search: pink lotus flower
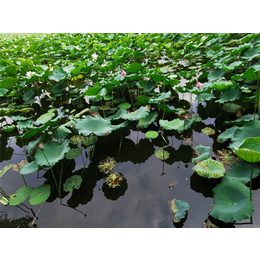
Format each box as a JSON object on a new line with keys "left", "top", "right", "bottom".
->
{"left": 196, "top": 82, "right": 202, "bottom": 89}
{"left": 121, "top": 70, "right": 126, "bottom": 77}
{"left": 38, "top": 143, "right": 44, "bottom": 150}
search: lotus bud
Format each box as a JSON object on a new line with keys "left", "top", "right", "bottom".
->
{"left": 196, "top": 82, "right": 202, "bottom": 89}
{"left": 38, "top": 143, "right": 44, "bottom": 150}
{"left": 121, "top": 70, "right": 126, "bottom": 77}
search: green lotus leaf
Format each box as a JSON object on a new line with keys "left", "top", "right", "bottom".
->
{"left": 0, "top": 164, "right": 15, "bottom": 178}
{"left": 0, "top": 77, "right": 18, "bottom": 90}
{"left": 211, "top": 81, "right": 233, "bottom": 91}
{"left": 241, "top": 46, "right": 260, "bottom": 59}
{"left": 83, "top": 136, "right": 98, "bottom": 147}
{"left": 35, "top": 140, "right": 70, "bottom": 167}
{"left": 65, "top": 148, "right": 82, "bottom": 160}
{"left": 234, "top": 137, "right": 260, "bottom": 163}
{"left": 63, "top": 175, "right": 82, "bottom": 193}
{"left": 211, "top": 178, "right": 254, "bottom": 223}
{"left": 215, "top": 87, "right": 242, "bottom": 104}
{"left": 36, "top": 112, "right": 55, "bottom": 123}
{"left": 159, "top": 118, "right": 184, "bottom": 130}
{"left": 122, "top": 106, "right": 150, "bottom": 121}
{"left": 148, "top": 91, "right": 171, "bottom": 104}
{"left": 29, "top": 184, "right": 51, "bottom": 206}
{"left": 145, "top": 131, "right": 159, "bottom": 139}
{"left": 192, "top": 145, "right": 211, "bottom": 163}
{"left": 224, "top": 161, "right": 260, "bottom": 184}
{"left": 108, "top": 109, "right": 127, "bottom": 120}
{"left": 155, "top": 149, "right": 170, "bottom": 161}
{"left": 137, "top": 112, "right": 158, "bottom": 129}
{"left": 52, "top": 125, "right": 72, "bottom": 139}
{"left": 196, "top": 93, "right": 215, "bottom": 102}
{"left": 3, "top": 125, "right": 15, "bottom": 132}
{"left": 222, "top": 103, "right": 241, "bottom": 113}
{"left": 9, "top": 186, "right": 32, "bottom": 206}
{"left": 157, "top": 104, "right": 179, "bottom": 113}
{"left": 0, "top": 88, "right": 8, "bottom": 97}
{"left": 125, "top": 62, "right": 143, "bottom": 73}
{"left": 201, "top": 127, "right": 215, "bottom": 136}
{"left": 193, "top": 158, "right": 225, "bottom": 179}
{"left": 168, "top": 199, "right": 190, "bottom": 223}
{"left": 229, "top": 120, "right": 260, "bottom": 151}
{"left": 118, "top": 102, "right": 131, "bottom": 110}
{"left": 217, "top": 126, "right": 239, "bottom": 143}
{"left": 76, "top": 115, "right": 114, "bottom": 136}
{"left": 224, "top": 114, "right": 257, "bottom": 125}
{"left": 23, "top": 89, "right": 34, "bottom": 101}
{"left": 208, "top": 69, "right": 226, "bottom": 81}
{"left": 136, "top": 95, "right": 150, "bottom": 104}
{"left": 20, "top": 160, "right": 39, "bottom": 175}
{"left": 48, "top": 68, "right": 67, "bottom": 81}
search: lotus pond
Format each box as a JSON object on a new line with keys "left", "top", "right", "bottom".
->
{"left": 0, "top": 33, "right": 260, "bottom": 228}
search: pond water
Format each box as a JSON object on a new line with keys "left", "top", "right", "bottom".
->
{"left": 1, "top": 91, "right": 259, "bottom": 228}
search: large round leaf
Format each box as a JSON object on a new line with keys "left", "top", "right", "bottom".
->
{"left": 192, "top": 145, "right": 211, "bottom": 163}
{"left": 215, "top": 87, "right": 242, "bottom": 103}
{"left": 63, "top": 175, "right": 82, "bottom": 192}
{"left": 145, "top": 131, "right": 159, "bottom": 139}
{"left": 193, "top": 158, "right": 225, "bottom": 178}
{"left": 9, "top": 186, "right": 32, "bottom": 206}
{"left": 234, "top": 137, "right": 260, "bottom": 163}
{"left": 137, "top": 112, "right": 158, "bottom": 129}
{"left": 29, "top": 184, "right": 51, "bottom": 206}
{"left": 35, "top": 140, "right": 70, "bottom": 167}
{"left": 155, "top": 149, "right": 170, "bottom": 161}
{"left": 76, "top": 115, "right": 114, "bottom": 136}
{"left": 20, "top": 160, "right": 39, "bottom": 175}
{"left": 65, "top": 148, "right": 82, "bottom": 160}
{"left": 211, "top": 178, "right": 254, "bottom": 223}
{"left": 122, "top": 106, "right": 150, "bottom": 121}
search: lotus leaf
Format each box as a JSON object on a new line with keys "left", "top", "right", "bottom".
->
{"left": 122, "top": 106, "right": 150, "bottom": 121}
{"left": 211, "top": 81, "right": 233, "bottom": 91}
{"left": 224, "top": 114, "right": 258, "bottom": 125}
{"left": 65, "top": 148, "right": 82, "bottom": 160}
{"left": 52, "top": 125, "right": 72, "bottom": 139}
{"left": 148, "top": 91, "right": 171, "bottom": 104}
{"left": 29, "top": 184, "right": 51, "bottom": 206}
{"left": 159, "top": 118, "right": 184, "bottom": 131}
{"left": 9, "top": 186, "right": 32, "bottom": 206}
{"left": 108, "top": 109, "right": 127, "bottom": 120}
{"left": 126, "top": 62, "right": 143, "bottom": 73}
{"left": 137, "top": 112, "right": 158, "bottom": 129}
{"left": 241, "top": 46, "right": 260, "bottom": 60}
{"left": 224, "top": 161, "right": 260, "bottom": 184}
{"left": 217, "top": 126, "right": 239, "bottom": 143}
{"left": 118, "top": 102, "right": 131, "bottom": 110}
{"left": 83, "top": 136, "right": 98, "bottom": 147}
{"left": 211, "top": 178, "right": 254, "bottom": 222}
{"left": 234, "top": 137, "right": 260, "bottom": 163}
{"left": 196, "top": 93, "right": 215, "bottom": 102}
{"left": 20, "top": 160, "right": 39, "bottom": 175}
{"left": 157, "top": 104, "right": 178, "bottom": 113}
{"left": 49, "top": 68, "right": 67, "bottom": 81}
{"left": 193, "top": 159, "right": 225, "bottom": 179}
{"left": 3, "top": 125, "right": 15, "bottom": 132}
{"left": 145, "top": 131, "right": 159, "bottom": 139}
{"left": 0, "top": 164, "right": 15, "bottom": 178}
{"left": 155, "top": 149, "right": 170, "bottom": 160}
{"left": 215, "top": 87, "right": 242, "bottom": 103}
{"left": 168, "top": 199, "right": 190, "bottom": 223}
{"left": 35, "top": 140, "right": 70, "bottom": 167}
{"left": 222, "top": 103, "right": 241, "bottom": 113}
{"left": 63, "top": 175, "right": 82, "bottom": 192}
{"left": 201, "top": 127, "right": 215, "bottom": 136}
{"left": 192, "top": 145, "right": 211, "bottom": 163}
{"left": 208, "top": 69, "right": 226, "bottom": 81}
{"left": 229, "top": 120, "right": 260, "bottom": 151}
{"left": 76, "top": 115, "right": 114, "bottom": 136}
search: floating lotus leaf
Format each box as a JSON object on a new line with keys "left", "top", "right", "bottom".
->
{"left": 229, "top": 120, "right": 260, "bottom": 151}
{"left": 65, "top": 148, "right": 82, "bottom": 160}
{"left": 192, "top": 145, "right": 211, "bottom": 163}
{"left": 29, "top": 184, "right": 51, "bottom": 206}
{"left": 20, "top": 160, "right": 39, "bottom": 175}
{"left": 201, "top": 127, "right": 215, "bottom": 136}
{"left": 148, "top": 91, "right": 171, "bottom": 104}
{"left": 196, "top": 93, "right": 215, "bottom": 102}
{"left": 63, "top": 175, "right": 82, "bottom": 192}
{"left": 76, "top": 115, "right": 114, "bottom": 136}
{"left": 222, "top": 103, "right": 241, "bottom": 113}
{"left": 145, "top": 131, "right": 159, "bottom": 139}
{"left": 159, "top": 118, "right": 184, "bottom": 131}
{"left": 211, "top": 178, "right": 254, "bottom": 223}
{"left": 111, "top": 121, "right": 129, "bottom": 131}
{"left": 234, "top": 137, "right": 260, "bottom": 163}
{"left": 168, "top": 199, "right": 190, "bottom": 223}
{"left": 9, "top": 186, "right": 32, "bottom": 206}
{"left": 193, "top": 158, "right": 225, "bottom": 179}
{"left": 224, "top": 114, "right": 257, "bottom": 125}
{"left": 208, "top": 69, "right": 226, "bottom": 81}
{"left": 215, "top": 87, "right": 242, "bottom": 103}
{"left": 52, "top": 125, "right": 72, "bottom": 139}
{"left": 0, "top": 164, "right": 15, "bottom": 178}
{"left": 217, "top": 126, "right": 239, "bottom": 143}
{"left": 83, "top": 136, "right": 98, "bottom": 147}
{"left": 137, "top": 112, "right": 158, "bottom": 129}
{"left": 155, "top": 149, "right": 170, "bottom": 161}
{"left": 118, "top": 102, "right": 131, "bottom": 109}
{"left": 35, "top": 140, "right": 70, "bottom": 167}
{"left": 122, "top": 106, "right": 150, "bottom": 121}
{"left": 108, "top": 109, "right": 127, "bottom": 120}
{"left": 224, "top": 161, "right": 260, "bottom": 184}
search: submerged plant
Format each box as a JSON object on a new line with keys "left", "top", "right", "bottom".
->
{"left": 98, "top": 157, "right": 117, "bottom": 174}
{"left": 105, "top": 172, "right": 124, "bottom": 188}
{"left": 215, "top": 149, "right": 241, "bottom": 166}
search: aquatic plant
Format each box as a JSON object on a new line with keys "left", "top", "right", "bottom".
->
{"left": 98, "top": 157, "right": 117, "bottom": 174}
{"left": 168, "top": 199, "right": 190, "bottom": 223}
{"left": 155, "top": 149, "right": 170, "bottom": 161}
{"left": 105, "top": 172, "right": 124, "bottom": 188}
